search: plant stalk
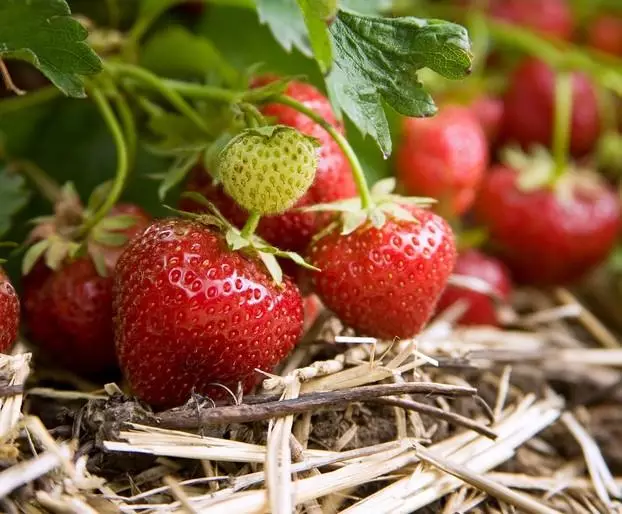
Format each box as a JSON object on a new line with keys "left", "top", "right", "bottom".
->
{"left": 241, "top": 212, "right": 261, "bottom": 238}
{"left": 552, "top": 72, "right": 573, "bottom": 180}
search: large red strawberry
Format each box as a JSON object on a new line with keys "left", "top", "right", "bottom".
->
{"left": 436, "top": 250, "right": 512, "bottom": 326}
{"left": 0, "top": 267, "right": 19, "bottom": 353}
{"left": 586, "top": 14, "right": 622, "bottom": 56}
{"left": 308, "top": 206, "right": 457, "bottom": 339}
{"left": 502, "top": 58, "right": 601, "bottom": 157}
{"left": 22, "top": 204, "right": 150, "bottom": 376}
{"left": 182, "top": 78, "right": 356, "bottom": 253}
{"left": 469, "top": 95, "right": 504, "bottom": 147}
{"left": 490, "top": 0, "right": 573, "bottom": 40}
{"left": 396, "top": 106, "right": 488, "bottom": 217}
{"left": 113, "top": 218, "right": 304, "bottom": 408}
{"left": 474, "top": 165, "right": 621, "bottom": 285}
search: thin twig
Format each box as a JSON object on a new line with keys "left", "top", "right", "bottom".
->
{"left": 0, "top": 384, "right": 24, "bottom": 398}
{"left": 156, "top": 382, "right": 477, "bottom": 429}
{"left": 370, "top": 397, "right": 497, "bottom": 439}
{"left": 0, "top": 59, "right": 25, "bottom": 96}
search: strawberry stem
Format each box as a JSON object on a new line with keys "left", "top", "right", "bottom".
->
{"left": 273, "top": 94, "right": 374, "bottom": 210}
{"left": 552, "top": 72, "right": 573, "bottom": 180}
{"left": 106, "top": 63, "right": 212, "bottom": 135}
{"left": 241, "top": 212, "right": 261, "bottom": 238}
{"left": 80, "top": 86, "right": 128, "bottom": 236}
{"left": 10, "top": 159, "right": 62, "bottom": 204}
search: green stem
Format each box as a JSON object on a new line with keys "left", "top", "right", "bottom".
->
{"left": 552, "top": 72, "right": 573, "bottom": 180}
{"left": 107, "top": 62, "right": 211, "bottom": 134}
{"left": 12, "top": 159, "right": 62, "bottom": 204}
{"left": 164, "top": 79, "right": 240, "bottom": 103}
{"left": 81, "top": 87, "right": 129, "bottom": 236}
{"left": 241, "top": 212, "right": 261, "bottom": 238}
{"left": 110, "top": 89, "right": 137, "bottom": 170}
{"left": 241, "top": 103, "right": 265, "bottom": 128}
{"left": 273, "top": 94, "right": 374, "bottom": 209}
{"left": 0, "top": 86, "right": 61, "bottom": 116}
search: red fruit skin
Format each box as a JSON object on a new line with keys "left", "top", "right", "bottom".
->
{"left": 22, "top": 204, "right": 150, "bottom": 376}
{"left": 474, "top": 165, "right": 621, "bottom": 285}
{"left": 587, "top": 15, "right": 622, "bottom": 56}
{"left": 470, "top": 96, "right": 504, "bottom": 146}
{"left": 303, "top": 294, "right": 323, "bottom": 332}
{"left": 490, "top": 0, "right": 573, "bottom": 40}
{"left": 308, "top": 207, "right": 457, "bottom": 339}
{"left": 181, "top": 78, "right": 356, "bottom": 253}
{"left": 0, "top": 268, "right": 19, "bottom": 353}
{"left": 436, "top": 250, "right": 512, "bottom": 326}
{"left": 502, "top": 58, "right": 600, "bottom": 157}
{"left": 113, "top": 219, "right": 304, "bottom": 408}
{"left": 396, "top": 106, "right": 488, "bottom": 217}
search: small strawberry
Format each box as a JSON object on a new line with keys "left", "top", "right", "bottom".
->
{"left": 436, "top": 250, "right": 512, "bottom": 326}
{"left": 0, "top": 267, "right": 19, "bottom": 353}
{"left": 22, "top": 203, "right": 150, "bottom": 376}
{"left": 308, "top": 203, "right": 457, "bottom": 339}
{"left": 216, "top": 125, "right": 318, "bottom": 215}
{"left": 474, "top": 159, "right": 621, "bottom": 285}
{"left": 586, "top": 14, "right": 622, "bottom": 56}
{"left": 182, "top": 78, "right": 356, "bottom": 253}
{"left": 396, "top": 106, "right": 488, "bottom": 217}
{"left": 502, "top": 58, "right": 600, "bottom": 157}
{"left": 490, "top": 0, "right": 573, "bottom": 40}
{"left": 113, "top": 218, "right": 304, "bottom": 408}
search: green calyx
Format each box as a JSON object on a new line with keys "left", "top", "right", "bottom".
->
{"left": 176, "top": 192, "right": 319, "bottom": 285}
{"left": 304, "top": 177, "right": 436, "bottom": 236}
{"left": 216, "top": 125, "right": 319, "bottom": 216}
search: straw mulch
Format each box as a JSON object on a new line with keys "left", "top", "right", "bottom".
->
{"left": 1, "top": 281, "right": 622, "bottom": 513}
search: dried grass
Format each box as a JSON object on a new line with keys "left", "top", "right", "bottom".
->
{"left": 1, "top": 286, "right": 622, "bottom": 513}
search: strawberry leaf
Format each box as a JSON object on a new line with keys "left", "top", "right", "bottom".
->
{"left": 256, "top": 0, "right": 311, "bottom": 58}
{"left": 327, "top": 10, "right": 472, "bottom": 156}
{"left": 0, "top": 166, "right": 31, "bottom": 239}
{"left": 22, "top": 239, "right": 50, "bottom": 275}
{"left": 0, "top": 0, "right": 102, "bottom": 97}
{"left": 257, "top": 250, "right": 283, "bottom": 285}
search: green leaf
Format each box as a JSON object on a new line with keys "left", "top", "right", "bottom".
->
{"left": 86, "top": 181, "right": 113, "bottom": 215}
{"left": 256, "top": 0, "right": 311, "bottom": 57}
{"left": 96, "top": 215, "right": 140, "bottom": 231}
{"left": 90, "top": 249, "right": 109, "bottom": 278}
{"left": 91, "top": 230, "right": 128, "bottom": 247}
{"left": 342, "top": 210, "right": 367, "bottom": 235}
{"left": 0, "top": 166, "right": 31, "bottom": 239}
{"left": 327, "top": 10, "right": 472, "bottom": 156}
{"left": 296, "top": 0, "right": 333, "bottom": 74}
{"left": 22, "top": 239, "right": 49, "bottom": 275}
{"left": 141, "top": 26, "right": 239, "bottom": 85}
{"left": 0, "top": 0, "right": 102, "bottom": 97}
{"left": 258, "top": 250, "right": 283, "bottom": 284}
{"left": 138, "top": 0, "right": 186, "bottom": 18}
{"left": 226, "top": 229, "right": 250, "bottom": 251}
{"left": 158, "top": 154, "right": 200, "bottom": 201}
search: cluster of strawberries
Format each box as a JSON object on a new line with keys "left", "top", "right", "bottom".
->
{"left": 1, "top": 0, "right": 621, "bottom": 410}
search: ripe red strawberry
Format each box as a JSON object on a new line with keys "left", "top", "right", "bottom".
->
{"left": 469, "top": 95, "right": 504, "bottom": 146}
{"left": 0, "top": 267, "right": 19, "bottom": 353}
{"left": 303, "top": 294, "right": 323, "bottom": 332}
{"left": 490, "top": 0, "right": 573, "bottom": 40}
{"left": 182, "top": 78, "right": 356, "bottom": 253}
{"left": 308, "top": 206, "right": 457, "bottom": 339}
{"left": 587, "top": 14, "right": 622, "bottom": 56}
{"left": 436, "top": 250, "right": 512, "bottom": 326}
{"left": 396, "top": 106, "right": 488, "bottom": 217}
{"left": 502, "top": 58, "right": 600, "bottom": 157}
{"left": 22, "top": 204, "right": 150, "bottom": 376}
{"left": 113, "top": 218, "right": 304, "bottom": 408}
{"left": 474, "top": 165, "right": 621, "bottom": 285}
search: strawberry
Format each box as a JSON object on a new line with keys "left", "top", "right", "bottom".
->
{"left": 396, "top": 106, "right": 488, "bottom": 217}
{"left": 0, "top": 267, "right": 19, "bottom": 353}
{"left": 217, "top": 126, "right": 318, "bottom": 215}
{"left": 474, "top": 164, "right": 621, "bottom": 285}
{"left": 22, "top": 204, "right": 150, "bottom": 376}
{"left": 303, "top": 294, "right": 323, "bottom": 332}
{"left": 182, "top": 78, "right": 356, "bottom": 253}
{"left": 308, "top": 205, "right": 457, "bottom": 339}
{"left": 501, "top": 58, "right": 601, "bottom": 157}
{"left": 113, "top": 218, "right": 304, "bottom": 408}
{"left": 490, "top": 0, "right": 573, "bottom": 40}
{"left": 586, "top": 14, "right": 622, "bottom": 56}
{"left": 436, "top": 250, "right": 512, "bottom": 326}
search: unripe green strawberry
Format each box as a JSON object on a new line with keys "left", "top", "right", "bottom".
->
{"left": 217, "top": 126, "right": 318, "bottom": 215}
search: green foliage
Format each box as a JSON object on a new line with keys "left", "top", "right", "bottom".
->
{"left": 0, "top": 166, "right": 30, "bottom": 239}
{"left": 0, "top": 0, "right": 102, "bottom": 97}
{"left": 327, "top": 10, "right": 472, "bottom": 156}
